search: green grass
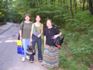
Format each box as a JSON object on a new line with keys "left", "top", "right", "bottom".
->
{"left": 58, "top": 10, "right": 93, "bottom": 70}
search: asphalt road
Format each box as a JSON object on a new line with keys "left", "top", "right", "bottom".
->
{"left": 0, "top": 24, "right": 48, "bottom": 70}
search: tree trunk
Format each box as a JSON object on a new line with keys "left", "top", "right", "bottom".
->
{"left": 88, "top": 0, "right": 93, "bottom": 15}
{"left": 74, "top": 0, "right": 77, "bottom": 13}
{"left": 70, "top": 0, "right": 74, "bottom": 17}
{"left": 82, "top": 0, "right": 86, "bottom": 10}
{"left": 63, "top": 0, "right": 66, "bottom": 4}
{"left": 79, "top": 0, "right": 82, "bottom": 10}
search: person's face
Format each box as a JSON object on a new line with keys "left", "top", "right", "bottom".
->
{"left": 25, "top": 15, "right": 30, "bottom": 21}
{"left": 46, "top": 20, "right": 52, "bottom": 27}
{"left": 36, "top": 15, "right": 41, "bottom": 22}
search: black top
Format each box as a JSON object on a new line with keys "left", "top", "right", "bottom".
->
{"left": 44, "top": 26, "right": 60, "bottom": 46}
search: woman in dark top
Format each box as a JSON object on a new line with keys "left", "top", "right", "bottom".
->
{"left": 42, "top": 19, "right": 62, "bottom": 68}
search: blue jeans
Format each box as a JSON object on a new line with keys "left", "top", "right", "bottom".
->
{"left": 22, "top": 39, "right": 30, "bottom": 58}
{"left": 30, "top": 35, "right": 43, "bottom": 61}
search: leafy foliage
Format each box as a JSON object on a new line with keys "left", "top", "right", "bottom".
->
{"left": 59, "top": 11, "right": 93, "bottom": 70}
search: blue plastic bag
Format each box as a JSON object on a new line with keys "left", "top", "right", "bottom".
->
{"left": 17, "top": 46, "right": 24, "bottom": 55}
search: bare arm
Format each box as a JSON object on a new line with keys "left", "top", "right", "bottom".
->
{"left": 44, "top": 36, "right": 46, "bottom": 47}
{"left": 37, "top": 24, "right": 43, "bottom": 38}
{"left": 19, "top": 22, "right": 23, "bottom": 40}
{"left": 40, "top": 24, "right": 43, "bottom": 36}
{"left": 30, "top": 24, "right": 34, "bottom": 42}
{"left": 57, "top": 32, "right": 62, "bottom": 37}
{"left": 53, "top": 32, "right": 62, "bottom": 39}
{"left": 19, "top": 30, "right": 22, "bottom": 37}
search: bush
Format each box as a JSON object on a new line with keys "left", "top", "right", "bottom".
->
{"left": 59, "top": 10, "right": 93, "bottom": 70}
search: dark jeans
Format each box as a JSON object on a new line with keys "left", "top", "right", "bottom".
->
{"left": 30, "top": 35, "right": 43, "bottom": 61}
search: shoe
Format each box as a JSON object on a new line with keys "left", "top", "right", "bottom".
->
{"left": 38, "top": 60, "right": 43, "bottom": 62}
{"left": 21, "top": 57, "right": 25, "bottom": 62}
{"left": 30, "top": 60, "right": 34, "bottom": 63}
{"left": 41, "top": 61, "right": 45, "bottom": 66}
{"left": 41, "top": 62, "right": 48, "bottom": 68}
{"left": 26, "top": 55, "right": 30, "bottom": 60}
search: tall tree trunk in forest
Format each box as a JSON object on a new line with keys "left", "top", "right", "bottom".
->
{"left": 86, "top": 1, "right": 89, "bottom": 9}
{"left": 55, "top": 0, "right": 58, "bottom": 6}
{"left": 63, "top": 0, "right": 66, "bottom": 4}
{"left": 88, "top": 0, "right": 93, "bottom": 15}
{"left": 58, "top": 0, "right": 62, "bottom": 6}
{"left": 36, "top": 0, "right": 39, "bottom": 7}
{"left": 79, "top": 0, "right": 82, "bottom": 10}
{"left": 70, "top": 0, "right": 74, "bottom": 17}
{"left": 58, "top": 0, "right": 61, "bottom": 6}
{"left": 52, "top": 0, "right": 55, "bottom": 5}
{"left": 50, "top": 0, "right": 53, "bottom": 4}
{"left": 74, "top": 0, "right": 77, "bottom": 13}
{"left": 5, "top": 0, "right": 9, "bottom": 22}
{"left": 82, "top": 0, "right": 86, "bottom": 10}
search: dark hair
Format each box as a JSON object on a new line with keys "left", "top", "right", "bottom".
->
{"left": 23, "top": 14, "right": 31, "bottom": 21}
{"left": 35, "top": 14, "right": 40, "bottom": 16}
{"left": 24, "top": 14, "right": 30, "bottom": 18}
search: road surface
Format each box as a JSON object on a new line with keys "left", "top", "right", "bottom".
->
{"left": 0, "top": 23, "right": 48, "bottom": 70}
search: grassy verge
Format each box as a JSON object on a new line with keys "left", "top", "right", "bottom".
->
{"left": 58, "top": 10, "right": 93, "bottom": 70}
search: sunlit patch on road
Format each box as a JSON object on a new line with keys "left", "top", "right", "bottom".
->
{"left": 8, "top": 67, "right": 20, "bottom": 70}
{"left": 5, "top": 39, "right": 17, "bottom": 43}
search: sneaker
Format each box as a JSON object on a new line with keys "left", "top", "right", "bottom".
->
{"left": 21, "top": 57, "right": 25, "bottom": 62}
{"left": 41, "top": 61, "right": 45, "bottom": 66}
{"left": 41, "top": 62, "right": 48, "bottom": 68}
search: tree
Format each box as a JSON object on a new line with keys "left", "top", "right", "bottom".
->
{"left": 70, "top": 0, "right": 74, "bottom": 17}
{"left": 0, "top": 0, "right": 8, "bottom": 22}
{"left": 88, "top": 0, "right": 93, "bottom": 14}
{"left": 82, "top": 0, "right": 86, "bottom": 10}
{"left": 74, "top": 0, "right": 77, "bottom": 13}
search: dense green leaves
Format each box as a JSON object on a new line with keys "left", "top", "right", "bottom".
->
{"left": 0, "top": 0, "right": 91, "bottom": 23}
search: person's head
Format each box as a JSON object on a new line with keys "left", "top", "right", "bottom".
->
{"left": 46, "top": 19, "right": 52, "bottom": 28}
{"left": 24, "top": 14, "right": 31, "bottom": 21}
{"left": 35, "top": 15, "right": 41, "bottom": 22}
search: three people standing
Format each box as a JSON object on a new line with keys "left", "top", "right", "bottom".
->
{"left": 19, "top": 14, "right": 62, "bottom": 68}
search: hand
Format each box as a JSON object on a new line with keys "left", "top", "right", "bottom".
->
{"left": 29, "top": 42, "right": 32, "bottom": 46}
{"left": 53, "top": 35, "right": 58, "bottom": 39}
{"left": 30, "top": 39, "right": 32, "bottom": 43}
{"left": 44, "top": 42, "right": 46, "bottom": 48}
{"left": 45, "top": 45, "right": 49, "bottom": 48}
{"left": 20, "top": 36, "right": 22, "bottom": 40}
{"left": 37, "top": 34, "right": 41, "bottom": 38}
